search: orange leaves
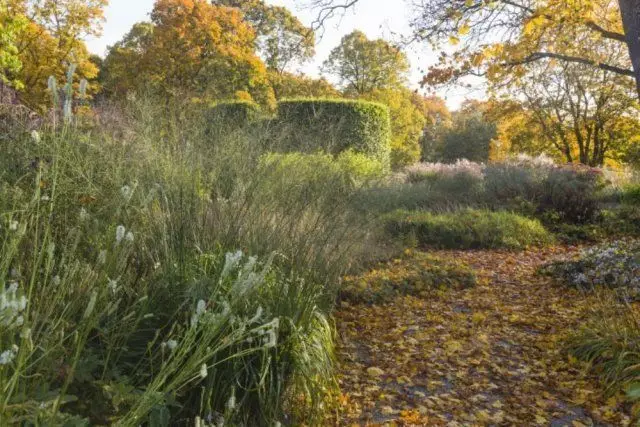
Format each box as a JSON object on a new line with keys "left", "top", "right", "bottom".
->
{"left": 335, "top": 246, "right": 631, "bottom": 425}
{"left": 104, "top": 0, "right": 272, "bottom": 104}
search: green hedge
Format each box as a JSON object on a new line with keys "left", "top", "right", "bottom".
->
{"left": 207, "top": 100, "right": 261, "bottom": 129}
{"left": 385, "top": 209, "right": 553, "bottom": 249}
{"left": 274, "top": 98, "right": 391, "bottom": 165}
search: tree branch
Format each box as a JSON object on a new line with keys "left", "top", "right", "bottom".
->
{"left": 510, "top": 52, "right": 635, "bottom": 77}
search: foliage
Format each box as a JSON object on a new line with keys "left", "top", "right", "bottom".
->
{"left": 362, "top": 88, "right": 426, "bottom": 169}
{"left": 102, "top": 0, "right": 273, "bottom": 105}
{"left": 424, "top": 103, "right": 497, "bottom": 164}
{"left": 0, "top": 84, "right": 398, "bottom": 423}
{"left": 341, "top": 251, "right": 477, "bottom": 304}
{"left": 322, "top": 30, "right": 410, "bottom": 95}
{"left": 207, "top": 99, "right": 262, "bottom": 130}
{"left": 621, "top": 184, "right": 640, "bottom": 205}
{"left": 2, "top": 0, "right": 105, "bottom": 110}
{"left": 0, "top": 4, "right": 26, "bottom": 88}
{"left": 268, "top": 70, "right": 339, "bottom": 99}
{"left": 337, "top": 245, "right": 631, "bottom": 425}
{"left": 539, "top": 166, "right": 605, "bottom": 224}
{"left": 385, "top": 209, "right": 553, "bottom": 250}
{"left": 567, "top": 297, "right": 640, "bottom": 408}
{"left": 541, "top": 240, "right": 640, "bottom": 297}
{"left": 274, "top": 98, "right": 391, "bottom": 165}
{"left": 488, "top": 60, "right": 640, "bottom": 166}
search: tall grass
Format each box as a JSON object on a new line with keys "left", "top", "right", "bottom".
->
{"left": 0, "top": 92, "right": 376, "bottom": 424}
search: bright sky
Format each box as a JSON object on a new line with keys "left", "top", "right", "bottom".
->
{"left": 84, "top": 0, "right": 481, "bottom": 109}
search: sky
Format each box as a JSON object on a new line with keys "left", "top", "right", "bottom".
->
{"left": 84, "top": 0, "right": 482, "bottom": 109}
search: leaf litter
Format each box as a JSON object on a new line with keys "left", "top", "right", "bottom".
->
{"left": 335, "top": 246, "right": 633, "bottom": 426}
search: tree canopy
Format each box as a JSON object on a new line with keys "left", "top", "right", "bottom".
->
{"left": 322, "top": 30, "right": 410, "bottom": 95}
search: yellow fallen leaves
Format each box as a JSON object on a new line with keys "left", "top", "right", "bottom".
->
{"left": 335, "top": 246, "right": 632, "bottom": 426}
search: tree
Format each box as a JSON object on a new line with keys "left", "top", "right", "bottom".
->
{"left": 310, "top": 0, "right": 640, "bottom": 98}
{"left": 2, "top": 0, "right": 106, "bottom": 110}
{"left": 267, "top": 70, "right": 339, "bottom": 99}
{"left": 102, "top": 0, "right": 273, "bottom": 105}
{"left": 427, "top": 101, "right": 496, "bottom": 163}
{"left": 618, "top": 0, "right": 640, "bottom": 96}
{"left": 322, "top": 30, "right": 410, "bottom": 95}
{"left": 214, "top": 0, "right": 315, "bottom": 74}
{"left": 0, "top": 3, "right": 26, "bottom": 90}
{"left": 489, "top": 35, "right": 639, "bottom": 166}
{"left": 362, "top": 88, "right": 426, "bottom": 168}
{"left": 413, "top": 95, "right": 452, "bottom": 161}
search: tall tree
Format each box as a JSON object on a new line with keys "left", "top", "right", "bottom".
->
{"left": 309, "top": 0, "right": 640, "bottom": 98}
{"left": 322, "top": 30, "right": 410, "bottom": 95}
{"left": 213, "top": 0, "right": 315, "bottom": 74}
{"left": 102, "top": 0, "right": 273, "bottom": 105}
{"left": 1, "top": 0, "right": 106, "bottom": 110}
{"left": 618, "top": 0, "right": 640, "bottom": 96}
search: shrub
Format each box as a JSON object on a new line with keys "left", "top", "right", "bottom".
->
{"left": 385, "top": 209, "right": 553, "bottom": 249}
{"left": 621, "top": 184, "right": 640, "bottom": 206}
{"left": 341, "top": 251, "right": 477, "bottom": 304}
{"left": 404, "top": 159, "right": 484, "bottom": 184}
{"left": 207, "top": 100, "right": 261, "bottom": 130}
{"left": 539, "top": 166, "right": 604, "bottom": 224}
{"left": 273, "top": 98, "right": 391, "bottom": 165}
{"left": 540, "top": 240, "right": 640, "bottom": 298}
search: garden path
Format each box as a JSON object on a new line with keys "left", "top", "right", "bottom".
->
{"left": 335, "top": 246, "right": 632, "bottom": 426}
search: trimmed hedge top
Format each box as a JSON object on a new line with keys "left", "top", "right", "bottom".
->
{"left": 207, "top": 100, "right": 261, "bottom": 128}
{"left": 275, "top": 98, "right": 391, "bottom": 166}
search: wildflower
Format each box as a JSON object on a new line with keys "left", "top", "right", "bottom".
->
{"left": 97, "top": 250, "right": 107, "bottom": 265}
{"left": 8, "top": 281, "right": 18, "bottom": 293}
{"left": 9, "top": 220, "right": 18, "bottom": 231}
{"left": 79, "top": 208, "right": 88, "bottom": 221}
{"left": 200, "top": 363, "right": 208, "bottom": 379}
{"left": 166, "top": 339, "right": 178, "bottom": 350}
{"left": 31, "top": 130, "right": 41, "bottom": 143}
{"left": 226, "top": 389, "right": 236, "bottom": 411}
{"left": 125, "top": 231, "right": 134, "bottom": 243}
{"left": 0, "top": 345, "right": 18, "bottom": 365}
{"left": 107, "top": 278, "right": 119, "bottom": 294}
{"left": 52, "top": 275, "right": 61, "bottom": 286}
{"left": 196, "top": 299, "right": 207, "bottom": 316}
{"left": 120, "top": 185, "right": 132, "bottom": 200}
{"left": 221, "top": 250, "right": 243, "bottom": 278}
{"left": 41, "top": 194, "right": 50, "bottom": 202}
{"left": 115, "top": 225, "right": 126, "bottom": 243}
{"left": 83, "top": 291, "right": 97, "bottom": 319}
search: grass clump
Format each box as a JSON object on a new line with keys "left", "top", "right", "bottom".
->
{"left": 0, "top": 90, "right": 380, "bottom": 424}
{"left": 341, "top": 251, "right": 477, "bottom": 304}
{"left": 567, "top": 296, "right": 640, "bottom": 405}
{"left": 385, "top": 209, "right": 553, "bottom": 250}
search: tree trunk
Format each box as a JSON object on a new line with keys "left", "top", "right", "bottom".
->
{"left": 619, "top": 0, "right": 640, "bottom": 98}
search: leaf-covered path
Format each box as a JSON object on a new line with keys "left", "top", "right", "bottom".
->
{"left": 335, "top": 246, "right": 632, "bottom": 426}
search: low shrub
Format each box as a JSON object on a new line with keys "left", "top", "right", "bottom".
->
{"left": 385, "top": 209, "right": 553, "bottom": 249}
{"left": 540, "top": 240, "right": 640, "bottom": 298}
{"left": 404, "top": 159, "right": 484, "bottom": 184}
{"left": 341, "top": 251, "right": 477, "bottom": 304}
{"left": 539, "top": 166, "right": 604, "bottom": 224}
{"left": 621, "top": 184, "right": 640, "bottom": 206}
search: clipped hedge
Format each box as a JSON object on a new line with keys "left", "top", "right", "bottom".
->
{"left": 274, "top": 98, "right": 391, "bottom": 165}
{"left": 207, "top": 100, "right": 261, "bottom": 129}
{"left": 385, "top": 209, "right": 553, "bottom": 249}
